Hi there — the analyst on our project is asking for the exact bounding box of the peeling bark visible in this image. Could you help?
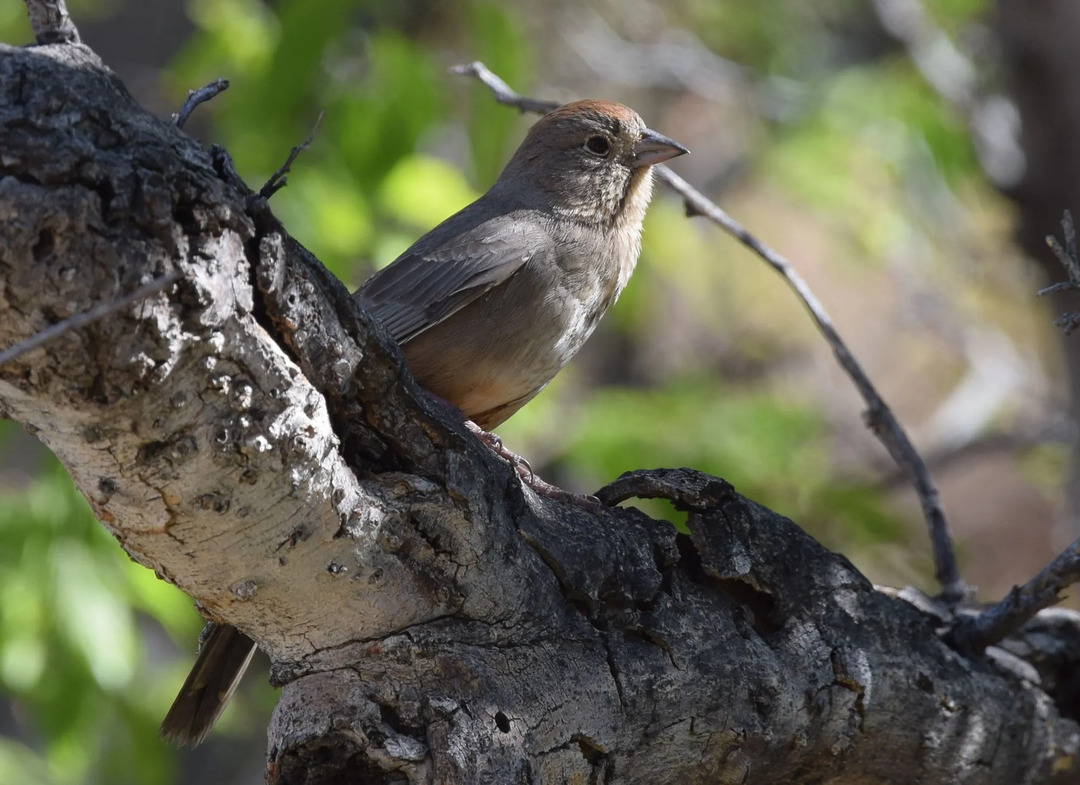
[2,42,1080,785]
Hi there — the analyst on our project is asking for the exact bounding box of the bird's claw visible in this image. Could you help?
[514,464,604,512]
[464,420,603,512]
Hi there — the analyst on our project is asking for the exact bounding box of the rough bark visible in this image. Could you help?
[2,41,1080,785]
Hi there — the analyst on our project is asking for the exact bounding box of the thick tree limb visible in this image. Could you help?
[3,42,1080,785]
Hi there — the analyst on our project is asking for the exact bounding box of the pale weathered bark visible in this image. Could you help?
[2,40,1080,785]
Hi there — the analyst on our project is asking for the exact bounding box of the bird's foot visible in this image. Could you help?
[462,420,603,512]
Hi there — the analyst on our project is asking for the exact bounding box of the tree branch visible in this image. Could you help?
[1039,211,1080,334]
[950,536,1080,654]
[24,0,80,45]
[450,61,560,114]
[260,111,325,199]
[172,78,230,130]
[3,40,1080,785]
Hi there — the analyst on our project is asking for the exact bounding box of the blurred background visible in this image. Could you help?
[3,0,1080,781]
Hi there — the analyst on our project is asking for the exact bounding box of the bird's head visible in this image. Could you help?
[498,99,688,228]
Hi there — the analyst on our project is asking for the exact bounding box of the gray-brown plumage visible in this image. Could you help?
[355,99,687,429]
[159,622,256,746]
[161,100,685,747]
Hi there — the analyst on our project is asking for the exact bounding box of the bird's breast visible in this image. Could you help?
[401,224,639,428]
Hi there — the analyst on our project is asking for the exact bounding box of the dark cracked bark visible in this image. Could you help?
[2,40,1080,785]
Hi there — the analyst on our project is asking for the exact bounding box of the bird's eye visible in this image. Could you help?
[585,135,611,157]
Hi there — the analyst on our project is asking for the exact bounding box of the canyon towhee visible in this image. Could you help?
[355,99,687,430]
[162,99,687,745]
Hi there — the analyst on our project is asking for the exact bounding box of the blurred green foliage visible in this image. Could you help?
[168,0,529,282]
[0,423,200,784]
[1,0,1029,780]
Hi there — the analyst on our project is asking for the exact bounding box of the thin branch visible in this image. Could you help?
[172,79,230,130]
[454,61,967,603]
[1038,212,1080,334]
[0,271,180,368]
[1050,210,1079,281]
[949,536,1080,653]
[23,0,80,45]
[448,62,560,115]
[260,112,325,199]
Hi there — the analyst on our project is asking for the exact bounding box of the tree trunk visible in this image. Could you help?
[2,41,1079,785]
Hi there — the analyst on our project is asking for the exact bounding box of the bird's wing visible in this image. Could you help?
[355,215,545,345]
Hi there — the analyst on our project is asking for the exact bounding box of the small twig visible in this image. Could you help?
[0,271,180,368]
[259,112,325,200]
[1052,313,1080,335]
[1039,211,1080,293]
[23,0,80,45]
[1038,282,1078,297]
[1055,210,1078,276]
[949,536,1080,653]
[455,61,967,603]
[1038,212,1080,334]
[449,63,560,115]
[172,79,230,130]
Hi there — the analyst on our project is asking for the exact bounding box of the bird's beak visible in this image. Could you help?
[632,129,689,168]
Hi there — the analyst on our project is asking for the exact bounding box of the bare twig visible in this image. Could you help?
[0,271,180,368]
[23,0,80,45]
[1045,210,1079,284]
[260,112,326,199]
[172,79,230,130]
[1038,212,1080,334]
[454,61,967,603]
[449,63,560,115]
[950,536,1080,653]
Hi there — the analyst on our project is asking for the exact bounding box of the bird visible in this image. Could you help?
[355,99,687,432]
[161,99,687,746]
